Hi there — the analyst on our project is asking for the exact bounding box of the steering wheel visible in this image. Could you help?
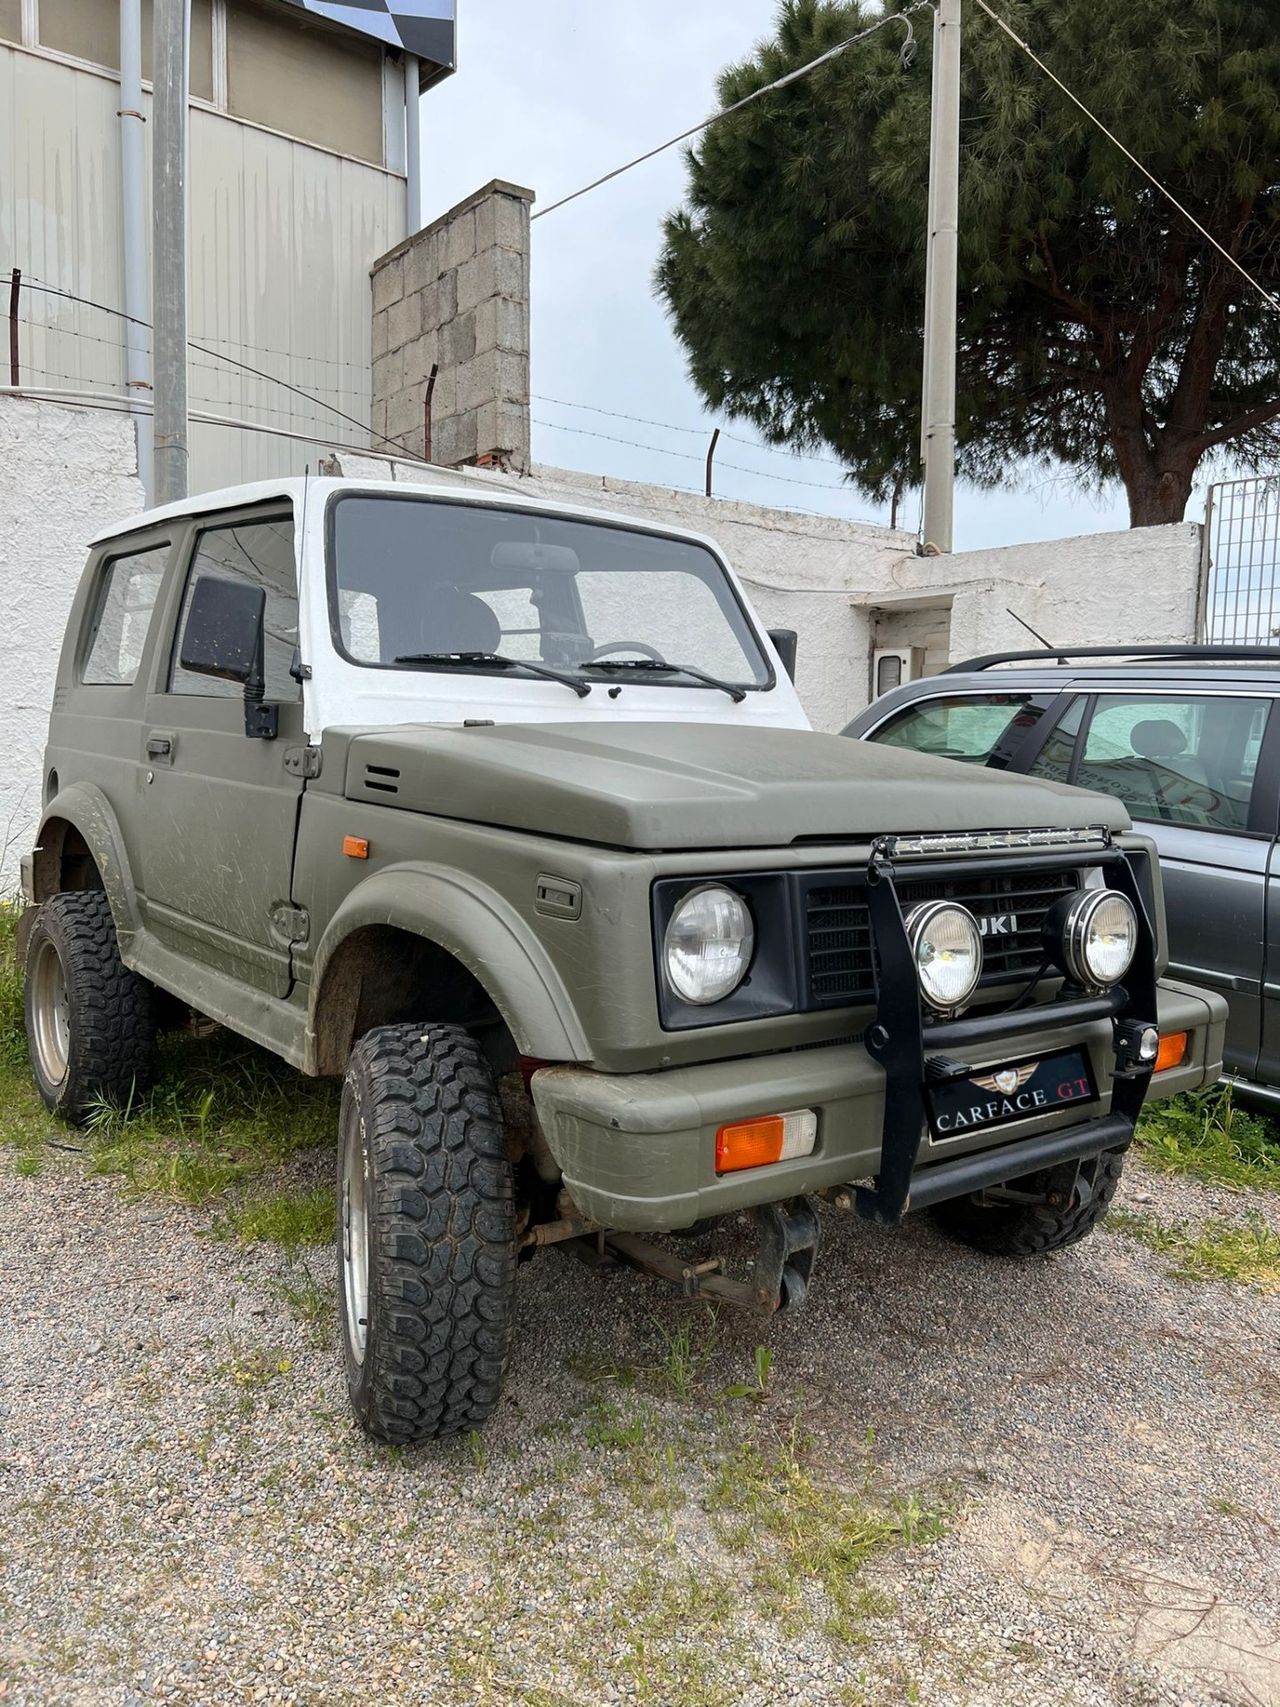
[588,640,667,663]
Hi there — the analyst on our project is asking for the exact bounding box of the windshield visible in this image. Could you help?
[327,495,772,690]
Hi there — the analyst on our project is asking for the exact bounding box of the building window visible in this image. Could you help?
[226,0,383,164]
[37,0,214,99]
[0,0,22,47]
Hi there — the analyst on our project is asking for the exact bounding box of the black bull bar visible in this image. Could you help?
[854,843,1159,1225]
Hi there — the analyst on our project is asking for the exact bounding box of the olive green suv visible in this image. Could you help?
[21,477,1226,1442]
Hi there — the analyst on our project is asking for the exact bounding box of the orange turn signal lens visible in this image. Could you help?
[343,835,370,860]
[715,1109,817,1174]
[1154,1031,1188,1072]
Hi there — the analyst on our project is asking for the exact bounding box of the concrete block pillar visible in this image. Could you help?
[370,179,534,472]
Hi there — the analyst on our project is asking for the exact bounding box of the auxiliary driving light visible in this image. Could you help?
[715,1109,818,1174]
[904,901,983,1014]
[1054,889,1138,989]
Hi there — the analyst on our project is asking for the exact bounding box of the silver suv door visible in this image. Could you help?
[1027,689,1273,1083]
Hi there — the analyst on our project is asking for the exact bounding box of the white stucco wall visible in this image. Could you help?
[0,395,145,882]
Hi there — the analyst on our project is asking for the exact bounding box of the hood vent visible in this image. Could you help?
[363,764,401,795]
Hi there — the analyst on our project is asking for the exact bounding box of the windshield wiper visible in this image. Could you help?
[392,650,591,699]
[583,657,747,703]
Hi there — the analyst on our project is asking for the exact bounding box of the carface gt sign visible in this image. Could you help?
[928,1048,1096,1137]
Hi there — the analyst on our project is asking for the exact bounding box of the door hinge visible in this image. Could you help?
[270,903,311,946]
[284,745,322,779]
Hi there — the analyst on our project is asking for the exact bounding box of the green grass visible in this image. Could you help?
[217,1184,335,1248]
[0,910,338,1245]
[709,1428,947,1639]
[1137,1086,1280,1192]
[1108,1206,1280,1291]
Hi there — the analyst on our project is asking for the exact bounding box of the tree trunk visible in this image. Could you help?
[1123,458,1196,527]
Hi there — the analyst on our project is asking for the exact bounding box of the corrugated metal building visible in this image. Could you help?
[0,0,454,495]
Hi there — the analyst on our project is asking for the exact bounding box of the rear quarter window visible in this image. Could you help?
[80,544,170,686]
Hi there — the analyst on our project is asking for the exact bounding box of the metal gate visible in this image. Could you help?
[1202,475,1280,642]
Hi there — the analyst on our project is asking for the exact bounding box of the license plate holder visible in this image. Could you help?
[927,1047,1097,1140]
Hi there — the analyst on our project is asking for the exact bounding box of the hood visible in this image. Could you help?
[341,721,1130,851]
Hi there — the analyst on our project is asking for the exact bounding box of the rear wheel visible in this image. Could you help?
[930,1147,1127,1257]
[338,1023,517,1443]
[24,891,156,1122]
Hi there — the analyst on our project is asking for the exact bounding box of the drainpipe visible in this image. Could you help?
[404,53,422,234]
[119,0,153,499]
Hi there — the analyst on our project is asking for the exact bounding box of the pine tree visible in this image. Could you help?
[657,0,1280,525]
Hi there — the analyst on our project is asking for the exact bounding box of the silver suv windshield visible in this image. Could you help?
[327,494,772,692]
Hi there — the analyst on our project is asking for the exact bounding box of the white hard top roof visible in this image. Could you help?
[88,475,726,556]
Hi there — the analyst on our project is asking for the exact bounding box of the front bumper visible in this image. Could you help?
[530,976,1226,1233]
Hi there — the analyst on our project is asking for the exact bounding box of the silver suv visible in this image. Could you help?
[845,645,1280,1105]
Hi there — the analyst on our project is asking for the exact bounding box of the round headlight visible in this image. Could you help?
[664,885,754,1005]
[1059,889,1137,988]
[905,901,983,1013]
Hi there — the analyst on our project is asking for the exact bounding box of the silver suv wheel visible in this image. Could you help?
[340,1099,370,1367]
[28,934,71,1091]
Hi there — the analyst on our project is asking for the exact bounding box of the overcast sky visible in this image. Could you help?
[420,2,1169,550]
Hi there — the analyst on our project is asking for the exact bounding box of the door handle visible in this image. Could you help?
[146,734,174,760]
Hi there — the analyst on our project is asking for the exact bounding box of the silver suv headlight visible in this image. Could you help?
[905,901,983,1013]
[1059,889,1137,987]
[663,885,754,1005]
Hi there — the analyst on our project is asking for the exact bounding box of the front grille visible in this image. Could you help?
[803,865,1082,1008]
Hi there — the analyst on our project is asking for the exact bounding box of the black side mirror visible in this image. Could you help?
[178,575,278,739]
[768,627,798,683]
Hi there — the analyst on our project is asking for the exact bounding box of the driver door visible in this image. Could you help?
[135,508,305,997]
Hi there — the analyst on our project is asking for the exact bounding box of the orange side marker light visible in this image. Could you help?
[343,835,370,860]
[715,1109,817,1174]
[1154,1031,1188,1073]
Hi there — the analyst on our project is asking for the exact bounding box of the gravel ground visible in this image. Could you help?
[1,1145,1277,1707]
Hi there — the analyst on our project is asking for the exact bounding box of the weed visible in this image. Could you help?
[1109,1206,1280,1290]
[269,1261,331,1329]
[1137,1087,1280,1193]
[709,1427,945,1639]
[725,1343,774,1403]
[650,1307,717,1400]
[219,1185,333,1249]
[218,1345,294,1388]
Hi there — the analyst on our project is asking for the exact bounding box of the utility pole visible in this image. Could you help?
[119,0,153,499]
[152,0,190,505]
[920,0,961,555]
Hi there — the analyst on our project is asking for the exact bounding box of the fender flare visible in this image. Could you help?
[307,863,592,1067]
[33,784,144,945]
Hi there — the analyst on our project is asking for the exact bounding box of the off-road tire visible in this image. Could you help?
[338,1023,516,1444]
[24,890,156,1122]
[930,1147,1127,1257]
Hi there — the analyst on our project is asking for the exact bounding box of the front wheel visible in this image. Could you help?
[338,1023,517,1444]
[930,1147,1127,1257]
[24,891,156,1122]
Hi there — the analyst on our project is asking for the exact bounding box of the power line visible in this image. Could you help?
[531,1,932,223]
[973,0,1280,319]
[533,392,850,469]
[532,415,878,506]
[6,272,425,461]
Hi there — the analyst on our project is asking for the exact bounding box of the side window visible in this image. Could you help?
[1026,697,1087,786]
[170,516,300,701]
[873,694,1042,767]
[1073,695,1268,831]
[81,544,170,686]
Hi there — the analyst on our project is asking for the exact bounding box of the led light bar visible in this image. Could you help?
[876,826,1113,860]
